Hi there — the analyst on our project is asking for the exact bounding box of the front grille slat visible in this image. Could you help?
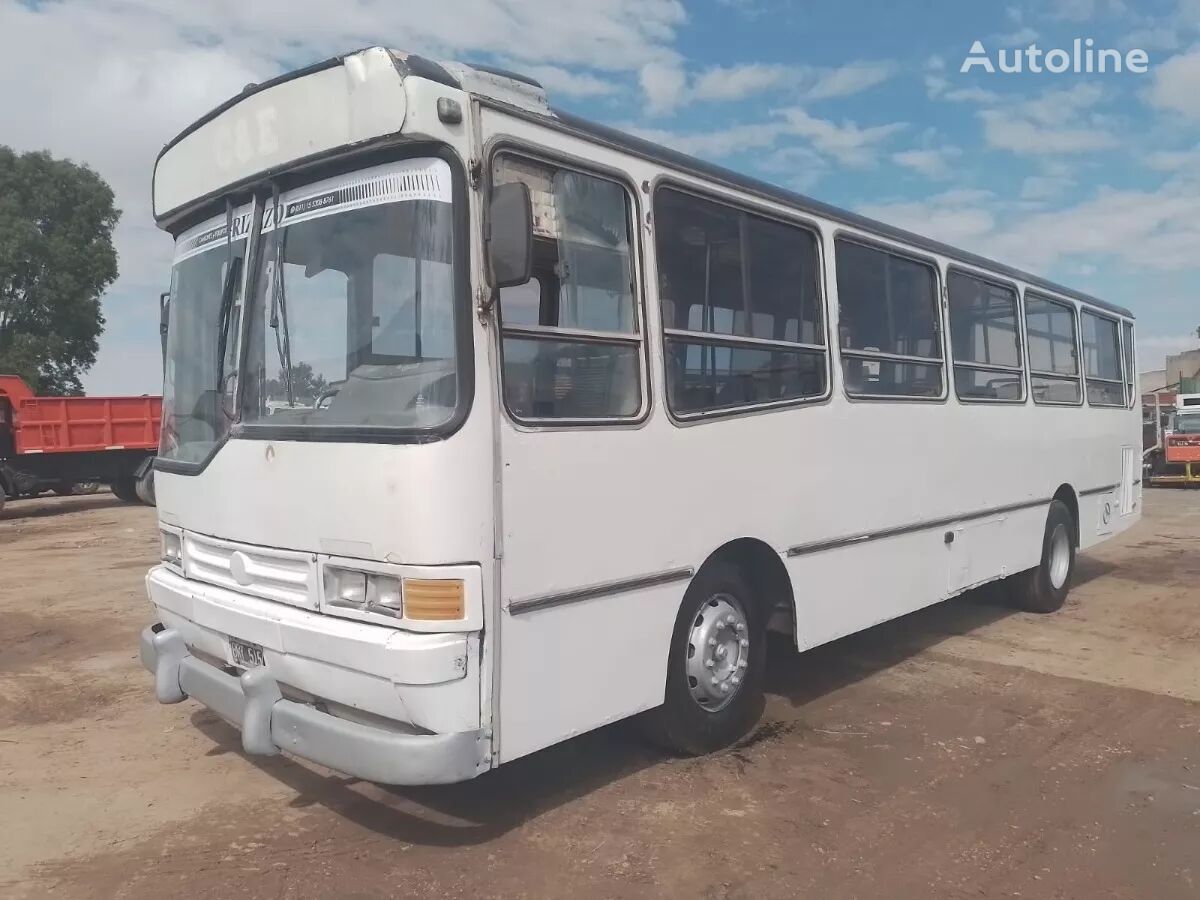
[183,533,318,610]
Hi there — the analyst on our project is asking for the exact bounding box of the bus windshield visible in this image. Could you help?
[161,212,249,465]
[240,158,459,432]
[1175,412,1200,434]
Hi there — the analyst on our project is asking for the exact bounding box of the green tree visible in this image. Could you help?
[265,361,330,405]
[0,146,119,394]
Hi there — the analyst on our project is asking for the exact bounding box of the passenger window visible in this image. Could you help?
[834,239,943,398]
[1081,310,1124,407]
[493,155,642,421]
[947,271,1024,401]
[1024,294,1082,405]
[654,187,827,415]
[1122,321,1135,408]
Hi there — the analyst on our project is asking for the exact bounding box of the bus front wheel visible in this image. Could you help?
[641,561,767,755]
[111,477,140,503]
[1010,499,1075,614]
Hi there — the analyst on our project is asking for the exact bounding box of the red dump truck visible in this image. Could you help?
[0,375,160,511]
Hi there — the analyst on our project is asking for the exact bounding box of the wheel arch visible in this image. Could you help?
[697,537,797,646]
[1052,483,1080,547]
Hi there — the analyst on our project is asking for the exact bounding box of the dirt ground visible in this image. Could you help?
[1,490,1198,899]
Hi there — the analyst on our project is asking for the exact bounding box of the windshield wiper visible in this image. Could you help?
[269,186,295,406]
[214,199,243,418]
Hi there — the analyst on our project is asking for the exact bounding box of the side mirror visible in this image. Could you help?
[487,181,532,289]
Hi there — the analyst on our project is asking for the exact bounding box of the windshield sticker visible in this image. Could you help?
[262,158,452,233]
[172,158,451,262]
[173,204,254,263]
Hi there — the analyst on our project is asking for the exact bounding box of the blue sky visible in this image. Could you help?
[2,0,1198,392]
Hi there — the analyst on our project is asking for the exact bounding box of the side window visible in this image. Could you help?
[1081,310,1124,406]
[654,187,827,415]
[1122,320,1136,408]
[493,154,642,421]
[834,239,943,398]
[947,270,1024,401]
[1024,294,1082,405]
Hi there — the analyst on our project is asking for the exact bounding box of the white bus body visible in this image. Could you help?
[140,48,1142,784]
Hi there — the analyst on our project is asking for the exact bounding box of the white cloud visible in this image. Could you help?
[805,61,896,100]
[760,145,831,192]
[691,63,794,101]
[639,61,689,113]
[631,121,788,158]
[977,84,1117,156]
[1046,0,1128,21]
[858,190,998,247]
[860,172,1200,276]
[631,106,905,169]
[980,110,1117,154]
[944,86,1003,104]
[776,108,907,167]
[1020,174,1074,201]
[1146,46,1200,120]
[994,26,1039,46]
[1126,26,1183,50]
[1020,82,1106,124]
[1145,146,1200,171]
[892,146,963,179]
[642,58,896,111]
[1124,0,1200,51]
[517,65,618,98]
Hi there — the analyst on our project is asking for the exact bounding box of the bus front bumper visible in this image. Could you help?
[139,624,490,785]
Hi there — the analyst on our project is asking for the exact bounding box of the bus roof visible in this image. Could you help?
[159,48,1132,320]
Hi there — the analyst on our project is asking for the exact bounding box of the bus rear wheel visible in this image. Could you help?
[641,561,766,755]
[1010,499,1075,614]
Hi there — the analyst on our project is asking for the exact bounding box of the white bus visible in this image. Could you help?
[141,47,1142,784]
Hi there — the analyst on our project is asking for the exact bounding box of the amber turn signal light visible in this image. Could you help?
[402,578,465,620]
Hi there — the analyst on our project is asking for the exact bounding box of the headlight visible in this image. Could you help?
[321,567,466,623]
[323,566,403,618]
[161,530,182,566]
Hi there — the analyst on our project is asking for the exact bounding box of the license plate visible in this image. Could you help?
[229,637,265,669]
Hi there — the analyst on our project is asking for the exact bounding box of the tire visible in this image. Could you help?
[1011,499,1075,614]
[641,561,767,755]
[134,469,156,506]
[110,477,140,503]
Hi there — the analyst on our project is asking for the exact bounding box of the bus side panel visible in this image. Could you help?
[497,582,682,762]
[787,503,1048,651]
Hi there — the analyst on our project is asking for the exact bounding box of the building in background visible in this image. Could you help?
[1141,347,1200,394]
[1165,348,1200,391]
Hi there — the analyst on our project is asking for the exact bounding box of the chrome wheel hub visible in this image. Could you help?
[1048,523,1071,589]
[685,593,749,712]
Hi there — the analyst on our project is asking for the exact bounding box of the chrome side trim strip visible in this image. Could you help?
[508,567,694,616]
[1079,483,1120,496]
[786,496,1053,558]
